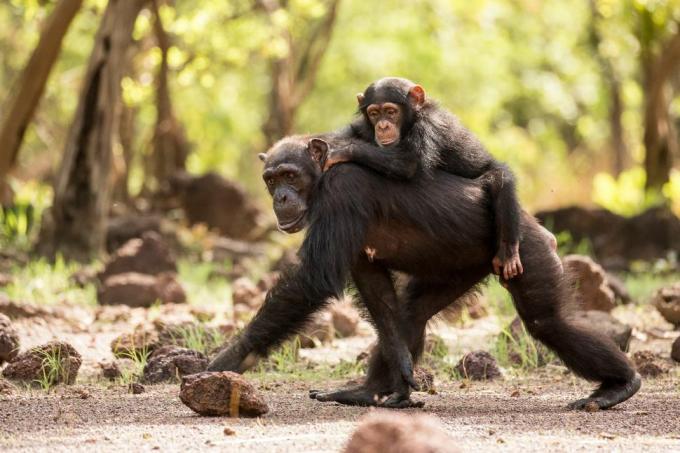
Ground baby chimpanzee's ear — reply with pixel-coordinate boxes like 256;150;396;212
307;138;329;166
356;93;365;106
408;85;426;108
258;153;267;162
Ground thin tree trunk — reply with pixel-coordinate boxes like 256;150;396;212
149;0;189;191
37;0;147;261
642;29;680;192
0;0;83;183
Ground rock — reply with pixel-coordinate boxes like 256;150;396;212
454;351;501;381
0;313;19;364
563;255;616;312
298;311;335;348
111;326;160;358
0;378;15;396
330;298;360;337
231;277;264;309
632;350;669;377
414;367;435;392
106;214;162;253
179;371;268;417
98;272;186;307
497;317;552;367
170;171;266;241
652;283;680;327
99;361;122;381
143;347;208;384
343;411;457;453
672;337;680;363
0;295;52;319
2;341;81;385
0;273;12;287
129;382;145;394
99;231;176;281
571;310;632;352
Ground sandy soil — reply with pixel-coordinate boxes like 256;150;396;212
1;375;679;452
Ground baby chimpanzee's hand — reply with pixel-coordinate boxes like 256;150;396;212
492;242;523;280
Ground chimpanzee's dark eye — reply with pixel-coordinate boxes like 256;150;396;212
266;178;275;186
285;172;296;183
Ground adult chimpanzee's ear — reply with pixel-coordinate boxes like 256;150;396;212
356;93;365;106
408;85;425;108
258;153;267;162
307;138;329;165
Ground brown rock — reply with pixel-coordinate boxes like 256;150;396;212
672;336;680;363
3;341;81;385
0;313;19;364
454;351;501;381
99;361;122;381
632;350;669;377
563;255;616;312
572;310;632;352
330;299;360;337
232;277;264;309
0;273;12;287
343;411;457;453
414;367;435;392
98;272;186;307
129;382;145;394
179;371;268;417
0;295;52;319
0;378;15;396
298;311;335;348
111;326;160;358
106;214;162;253
143;347;208;384
99;231;176;281
652;283;680;327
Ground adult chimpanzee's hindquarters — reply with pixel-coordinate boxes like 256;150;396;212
208;135;641;411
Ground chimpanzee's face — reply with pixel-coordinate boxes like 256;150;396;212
365;102;403;147
259;138;327;233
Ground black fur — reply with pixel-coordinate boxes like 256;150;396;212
208;136;640;410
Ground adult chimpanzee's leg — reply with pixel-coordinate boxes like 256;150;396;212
506;221;641;410
310;256;420;408
311;267;489;408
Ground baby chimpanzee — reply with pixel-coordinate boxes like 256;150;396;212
328;77;525;279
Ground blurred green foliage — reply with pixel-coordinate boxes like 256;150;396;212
1;0;679;212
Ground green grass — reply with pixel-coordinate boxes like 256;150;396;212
116;345;150;385
623;271;680;303
177;260;233;308
166;323;227;356
34;346;71;391
3;256;97;306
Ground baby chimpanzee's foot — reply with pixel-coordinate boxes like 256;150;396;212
493;242;523;280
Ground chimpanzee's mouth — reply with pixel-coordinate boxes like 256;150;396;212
277;211;307;233
378;137;397;146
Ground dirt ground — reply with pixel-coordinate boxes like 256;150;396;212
1;375;679;452
1;301;679;452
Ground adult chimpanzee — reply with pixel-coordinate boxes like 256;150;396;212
208;135;641;410
327;77;524;280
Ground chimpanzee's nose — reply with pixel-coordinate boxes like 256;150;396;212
378;121;389;131
275;193;287;204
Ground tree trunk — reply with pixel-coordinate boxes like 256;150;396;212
149;0;189;192
37;0;147;261
260;0;340;147
640;22;680;192
0;0;83;183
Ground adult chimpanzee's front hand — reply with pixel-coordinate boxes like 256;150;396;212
323;146;353;172
207;340;259;373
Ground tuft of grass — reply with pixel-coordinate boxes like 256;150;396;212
116;345;150;385
34;347;70;392
168;324;226;356
4;256;97;306
494;323;554;372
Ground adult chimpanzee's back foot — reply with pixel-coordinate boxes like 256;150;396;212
309;385;424;408
508;220;640;410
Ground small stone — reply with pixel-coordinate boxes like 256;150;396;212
414;367;435;392
99;231;176;281
330;298;360;338
454;351;501;381
129;383;145;394
223;427;236;436
632;350;669;377
652;283;680;327
143;347;208;384
99;361;122;381
179;371;268;417
2;341;82;385
343;411;458;453
0;313;20;364
98;272;186;307
0;378;15;396
563;255;616;312
672;336;680;363
585;401;600;412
